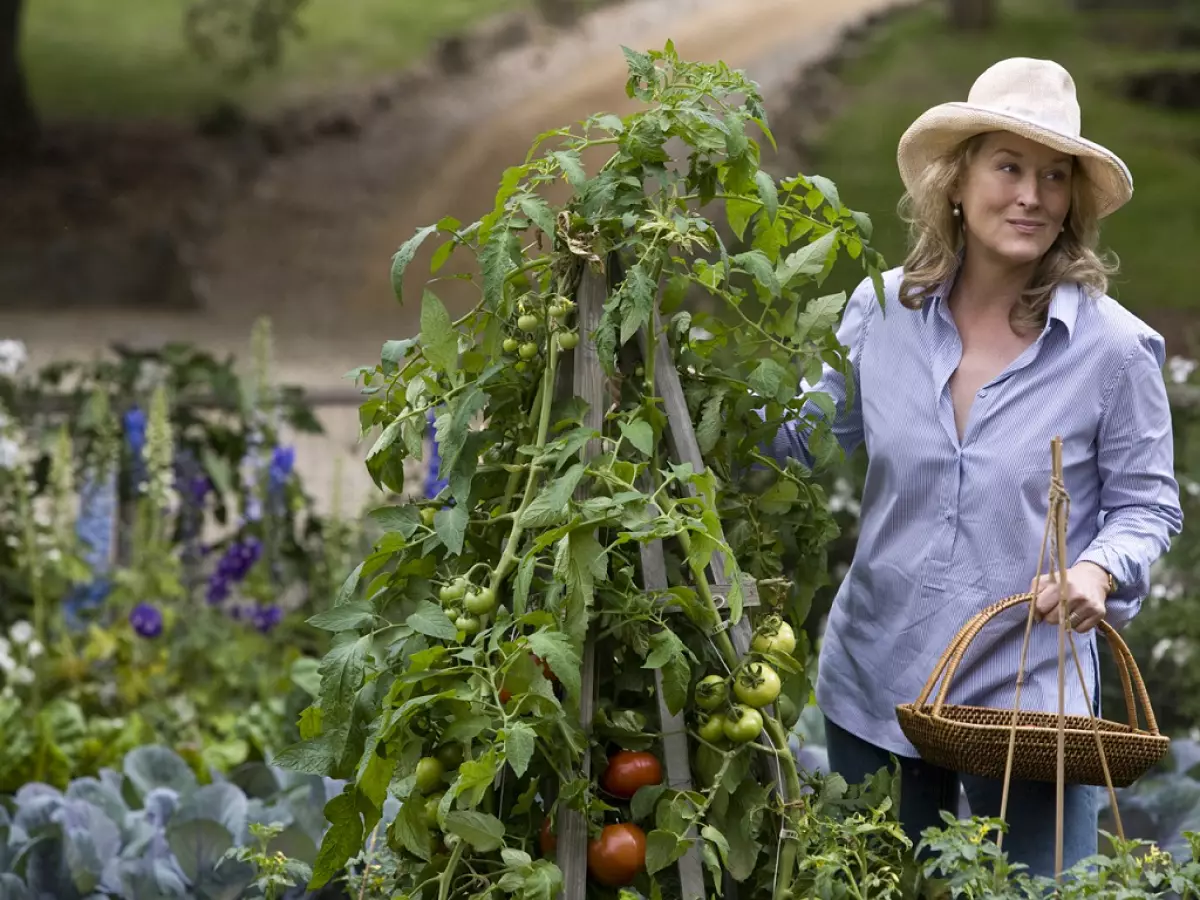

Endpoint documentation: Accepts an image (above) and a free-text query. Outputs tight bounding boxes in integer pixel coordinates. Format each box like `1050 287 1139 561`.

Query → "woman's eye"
1000 163 1019 174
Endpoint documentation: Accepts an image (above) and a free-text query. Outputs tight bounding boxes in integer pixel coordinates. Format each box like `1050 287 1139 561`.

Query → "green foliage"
284 42 883 897
0 329 367 790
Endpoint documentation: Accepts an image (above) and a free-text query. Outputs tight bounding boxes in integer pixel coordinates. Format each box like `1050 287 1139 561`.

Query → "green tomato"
439 578 467 604
434 744 464 770
723 705 764 744
548 303 568 320
502 337 520 354
557 332 579 351
518 314 539 333
465 586 498 616
751 616 797 656
444 605 460 621
519 342 539 360
423 792 444 827
456 615 482 635
733 663 782 709
697 712 727 744
415 757 444 794
776 694 799 729
515 361 527 372
693 675 727 711
421 507 437 527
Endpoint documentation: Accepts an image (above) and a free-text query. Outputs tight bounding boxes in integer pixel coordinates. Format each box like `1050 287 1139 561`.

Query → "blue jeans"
824 716 1098 880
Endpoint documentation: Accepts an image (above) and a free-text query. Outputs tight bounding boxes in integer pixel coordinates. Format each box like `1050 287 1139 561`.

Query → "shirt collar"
929 266 1080 341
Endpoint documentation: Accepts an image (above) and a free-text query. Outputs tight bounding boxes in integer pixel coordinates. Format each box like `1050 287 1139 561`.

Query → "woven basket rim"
896 702 1170 741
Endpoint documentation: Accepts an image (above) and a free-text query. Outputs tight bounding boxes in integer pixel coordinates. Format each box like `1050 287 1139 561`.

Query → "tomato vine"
278 41 885 899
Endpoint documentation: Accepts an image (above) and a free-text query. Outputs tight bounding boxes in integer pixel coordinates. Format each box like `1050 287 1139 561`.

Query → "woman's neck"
948 245 1036 324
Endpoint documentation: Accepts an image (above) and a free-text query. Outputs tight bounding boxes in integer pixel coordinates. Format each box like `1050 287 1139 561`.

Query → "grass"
807 0 1200 343
20 0 537 120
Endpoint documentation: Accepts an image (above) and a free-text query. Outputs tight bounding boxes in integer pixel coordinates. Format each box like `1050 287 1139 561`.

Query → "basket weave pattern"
896 593 1169 787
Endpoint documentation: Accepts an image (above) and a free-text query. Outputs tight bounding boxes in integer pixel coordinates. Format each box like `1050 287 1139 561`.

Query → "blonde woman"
773 58 1183 875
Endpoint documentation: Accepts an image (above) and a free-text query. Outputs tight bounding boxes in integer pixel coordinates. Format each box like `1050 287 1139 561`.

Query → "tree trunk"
0 0 36 163
947 0 996 29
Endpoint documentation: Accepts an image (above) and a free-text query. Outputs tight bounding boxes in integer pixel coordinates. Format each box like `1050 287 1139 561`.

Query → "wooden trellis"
553 259 770 898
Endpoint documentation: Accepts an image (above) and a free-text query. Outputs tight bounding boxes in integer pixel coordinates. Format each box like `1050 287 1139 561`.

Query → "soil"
0 0 905 511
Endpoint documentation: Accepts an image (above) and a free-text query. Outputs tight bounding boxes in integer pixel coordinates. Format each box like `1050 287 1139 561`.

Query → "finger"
1034 585 1061 620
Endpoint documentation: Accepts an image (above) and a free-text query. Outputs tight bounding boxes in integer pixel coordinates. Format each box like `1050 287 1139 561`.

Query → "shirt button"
978 389 988 398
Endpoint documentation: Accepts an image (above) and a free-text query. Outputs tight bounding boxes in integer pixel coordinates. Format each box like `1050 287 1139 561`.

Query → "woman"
773 57 1183 875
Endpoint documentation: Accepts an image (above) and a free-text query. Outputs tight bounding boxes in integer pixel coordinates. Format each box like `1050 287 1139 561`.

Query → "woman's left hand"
1030 563 1110 633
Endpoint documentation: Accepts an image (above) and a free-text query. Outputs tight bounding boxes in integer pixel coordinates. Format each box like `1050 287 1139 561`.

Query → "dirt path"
0 0 901 510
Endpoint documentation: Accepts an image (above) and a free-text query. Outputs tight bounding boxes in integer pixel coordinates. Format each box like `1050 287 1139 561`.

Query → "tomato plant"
277 42 883 899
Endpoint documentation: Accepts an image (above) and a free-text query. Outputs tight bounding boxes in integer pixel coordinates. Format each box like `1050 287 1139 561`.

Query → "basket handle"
911 592 1160 736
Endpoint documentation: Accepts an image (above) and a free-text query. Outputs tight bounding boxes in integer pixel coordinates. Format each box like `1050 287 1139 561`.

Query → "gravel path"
0 0 900 512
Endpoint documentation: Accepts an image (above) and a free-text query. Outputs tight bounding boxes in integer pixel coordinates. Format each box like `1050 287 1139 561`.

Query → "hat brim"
897 102 1133 218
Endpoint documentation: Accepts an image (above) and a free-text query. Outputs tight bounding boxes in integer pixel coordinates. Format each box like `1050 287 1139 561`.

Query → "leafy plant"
0 744 344 899
279 42 884 898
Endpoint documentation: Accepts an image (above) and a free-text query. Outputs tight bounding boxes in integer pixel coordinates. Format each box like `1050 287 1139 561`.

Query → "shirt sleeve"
1076 331 1183 628
770 275 875 467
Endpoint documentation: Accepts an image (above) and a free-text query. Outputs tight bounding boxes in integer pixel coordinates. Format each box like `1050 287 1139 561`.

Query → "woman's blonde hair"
897 133 1118 334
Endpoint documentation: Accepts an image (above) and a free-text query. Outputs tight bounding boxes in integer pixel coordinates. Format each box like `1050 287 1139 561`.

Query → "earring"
952 204 962 217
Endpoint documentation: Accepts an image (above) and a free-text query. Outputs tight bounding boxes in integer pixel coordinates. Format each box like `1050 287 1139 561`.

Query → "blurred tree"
948 0 996 28
0 0 308 162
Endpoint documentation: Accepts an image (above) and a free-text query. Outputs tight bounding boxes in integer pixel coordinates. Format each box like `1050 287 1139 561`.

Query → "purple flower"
424 410 448 499
252 604 283 633
205 537 263 605
129 603 164 638
124 407 147 486
268 446 295 493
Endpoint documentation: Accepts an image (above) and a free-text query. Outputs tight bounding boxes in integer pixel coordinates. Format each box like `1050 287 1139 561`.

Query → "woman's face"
954 131 1074 268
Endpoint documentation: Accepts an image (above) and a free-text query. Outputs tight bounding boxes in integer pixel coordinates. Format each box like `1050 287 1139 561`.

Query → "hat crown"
966 57 1081 137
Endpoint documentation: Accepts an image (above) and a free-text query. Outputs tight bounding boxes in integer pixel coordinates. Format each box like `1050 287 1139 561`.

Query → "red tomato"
499 688 513 704
601 751 663 799
587 823 646 887
539 817 557 857
532 653 558 683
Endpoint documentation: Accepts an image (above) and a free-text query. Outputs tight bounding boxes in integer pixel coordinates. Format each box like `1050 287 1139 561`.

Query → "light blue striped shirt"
773 266 1183 758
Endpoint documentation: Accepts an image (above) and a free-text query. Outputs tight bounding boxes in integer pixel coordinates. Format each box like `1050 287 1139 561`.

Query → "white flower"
1167 355 1197 385
26 640 42 659
0 636 9 656
9 666 33 686
0 437 19 471
1151 583 1169 599
0 651 14 674
0 340 27 378
1152 637 1174 664
8 620 32 645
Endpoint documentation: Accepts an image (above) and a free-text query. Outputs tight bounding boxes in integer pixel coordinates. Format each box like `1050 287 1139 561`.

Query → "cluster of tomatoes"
693 616 798 746
540 749 663 888
501 296 579 372
438 574 500 637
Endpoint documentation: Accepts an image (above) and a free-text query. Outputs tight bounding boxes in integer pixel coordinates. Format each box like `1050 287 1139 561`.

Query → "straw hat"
897 57 1133 218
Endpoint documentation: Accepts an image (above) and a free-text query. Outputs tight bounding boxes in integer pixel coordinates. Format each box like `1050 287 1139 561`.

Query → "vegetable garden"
10 42 1200 900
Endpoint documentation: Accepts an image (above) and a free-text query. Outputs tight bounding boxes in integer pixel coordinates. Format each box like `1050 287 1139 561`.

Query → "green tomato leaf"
367 504 422 537
306 602 375 633
732 250 779 298
390 224 438 303
755 170 779 222
527 630 582 704
519 196 557 239
505 722 537 778
747 358 790 402
407 600 459 641
796 292 847 344
618 263 656 347
645 829 688 876
420 291 458 375
696 388 726 455
434 504 470 556
551 150 587 188
632 783 667 823
777 228 838 287
513 552 536 618
318 636 370 727
391 795 431 862
309 791 363 889
445 811 506 852
520 463 586 528
619 420 654 457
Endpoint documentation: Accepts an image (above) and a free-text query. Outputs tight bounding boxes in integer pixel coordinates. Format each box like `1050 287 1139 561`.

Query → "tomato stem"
492 329 560 588
437 840 465 900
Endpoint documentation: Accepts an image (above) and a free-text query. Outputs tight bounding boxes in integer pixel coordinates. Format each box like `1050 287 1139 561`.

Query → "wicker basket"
896 593 1169 788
